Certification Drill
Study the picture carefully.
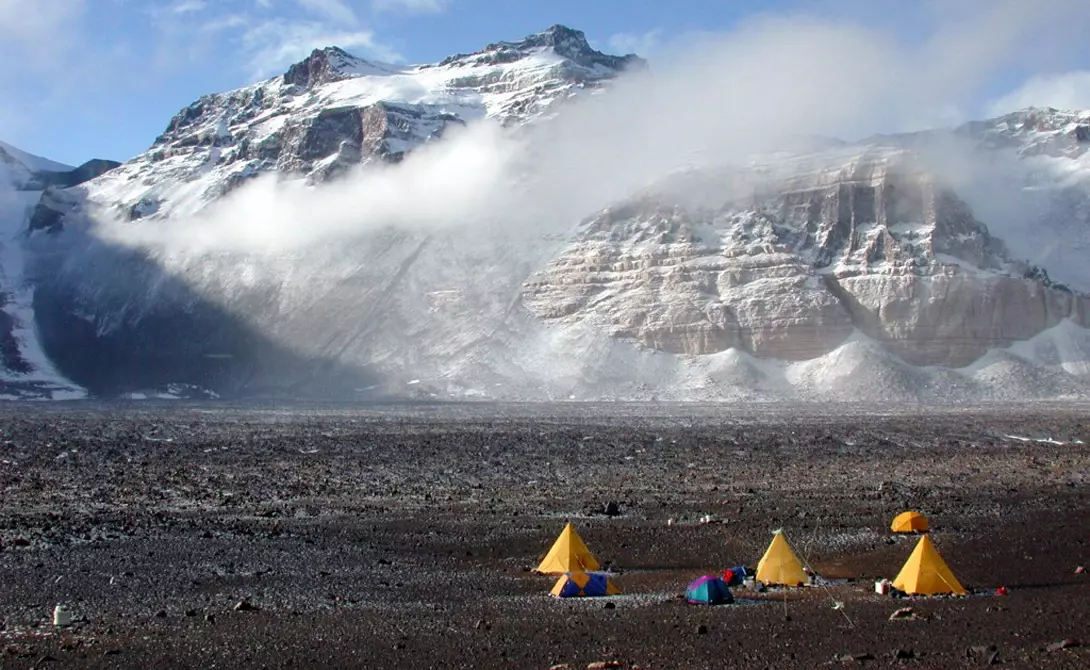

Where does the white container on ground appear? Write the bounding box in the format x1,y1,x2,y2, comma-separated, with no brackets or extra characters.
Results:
53,604,72,626
875,579,891,595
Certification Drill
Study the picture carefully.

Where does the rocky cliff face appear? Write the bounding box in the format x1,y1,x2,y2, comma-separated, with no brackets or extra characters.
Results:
523,148,1090,368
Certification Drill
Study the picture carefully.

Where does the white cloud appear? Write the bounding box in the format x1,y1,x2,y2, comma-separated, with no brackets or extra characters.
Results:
296,0,357,25
606,28,662,57
171,0,207,13
240,20,403,76
987,70,1090,116
0,0,87,70
372,0,448,14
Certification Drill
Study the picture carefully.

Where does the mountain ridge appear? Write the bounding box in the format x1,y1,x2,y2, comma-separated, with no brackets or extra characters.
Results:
7,25,1090,401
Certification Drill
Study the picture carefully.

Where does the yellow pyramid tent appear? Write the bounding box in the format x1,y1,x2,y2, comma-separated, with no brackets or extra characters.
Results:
535,522,601,574
892,534,966,595
891,511,929,533
756,529,808,586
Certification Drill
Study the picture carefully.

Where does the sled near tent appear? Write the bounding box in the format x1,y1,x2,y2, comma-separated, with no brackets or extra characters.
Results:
535,522,601,574
892,535,966,596
891,511,929,533
550,571,620,598
756,529,808,586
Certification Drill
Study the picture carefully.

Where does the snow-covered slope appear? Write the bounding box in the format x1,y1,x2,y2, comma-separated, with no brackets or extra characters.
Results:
0,141,99,399
20,25,1090,402
69,25,643,225
0,140,72,175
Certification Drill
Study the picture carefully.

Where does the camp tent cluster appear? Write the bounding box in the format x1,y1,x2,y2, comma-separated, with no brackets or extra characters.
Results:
535,523,815,603
536,523,621,597
535,510,968,602
889,512,966,596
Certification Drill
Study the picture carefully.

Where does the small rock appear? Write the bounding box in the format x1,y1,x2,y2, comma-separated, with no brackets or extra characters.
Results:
603,602,616,610
104,649,121,656
892,648,915,660
586,663,621,670
10,538,30,548
889,607,917,621
155,610,167,619
184,609,198,617
967,645,1000,665
1044,638,1080,652
603,501,621,516
1076,565,1085,575
696,624,708,635
204,614,215,624
549,665,570,670
37,655,57,663
233,600,258,612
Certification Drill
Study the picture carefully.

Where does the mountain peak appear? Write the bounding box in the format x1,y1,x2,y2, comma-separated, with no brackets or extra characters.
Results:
437,24,646,72
282,46,400,89
518,24,592,55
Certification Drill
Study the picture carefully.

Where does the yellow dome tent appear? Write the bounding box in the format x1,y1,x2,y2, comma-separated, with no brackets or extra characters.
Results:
891,511,929,533
535,522,601,574
755,529,808,586
892,535,966,596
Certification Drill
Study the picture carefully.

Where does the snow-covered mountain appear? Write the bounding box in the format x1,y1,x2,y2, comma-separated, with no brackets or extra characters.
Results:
62,25,644,225
18,25,1090,402
0,142,119,398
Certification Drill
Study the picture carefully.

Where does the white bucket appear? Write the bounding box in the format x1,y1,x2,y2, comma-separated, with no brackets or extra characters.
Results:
53,604,71,627
874,579,891,595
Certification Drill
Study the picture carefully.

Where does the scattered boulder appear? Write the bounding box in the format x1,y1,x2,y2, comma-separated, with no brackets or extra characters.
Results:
833,652,874,664
1044,638,1081,653
889,607,918,621
233,600,259,612
586,662,621,669
603,501,621,517
892,648,915,660
966,645,999,665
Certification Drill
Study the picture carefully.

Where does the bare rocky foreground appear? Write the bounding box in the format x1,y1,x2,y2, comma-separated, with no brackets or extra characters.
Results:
0,402,1088,669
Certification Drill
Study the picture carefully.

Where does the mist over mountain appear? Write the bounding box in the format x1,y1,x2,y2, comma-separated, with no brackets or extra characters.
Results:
4,20,1090,401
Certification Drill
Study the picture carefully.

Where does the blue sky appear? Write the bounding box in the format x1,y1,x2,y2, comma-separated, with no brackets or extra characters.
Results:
2,0,1089,166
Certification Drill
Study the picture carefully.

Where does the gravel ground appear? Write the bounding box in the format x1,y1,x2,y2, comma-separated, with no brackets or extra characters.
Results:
0,402,1088,669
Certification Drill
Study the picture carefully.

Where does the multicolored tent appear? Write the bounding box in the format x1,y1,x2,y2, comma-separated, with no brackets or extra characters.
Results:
755,529,808,587
686,575,734,605
535,522,601,574
550,571,621,598
892,535,966,596
891,511,929,533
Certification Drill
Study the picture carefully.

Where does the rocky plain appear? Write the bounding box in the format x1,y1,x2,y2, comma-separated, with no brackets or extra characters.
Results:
0,401,1087,669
